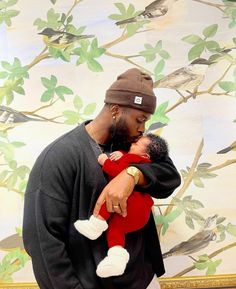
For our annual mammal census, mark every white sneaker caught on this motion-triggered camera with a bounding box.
[96,246,130,278]
[74,215,108,240]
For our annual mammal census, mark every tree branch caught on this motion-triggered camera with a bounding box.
[174,242,236,277]
[104,51,152,75]
[191,0,226,12]
[157,139,204,235]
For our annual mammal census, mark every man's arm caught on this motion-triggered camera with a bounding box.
[23,149,83,289]
[134,156,181,199]
[93,156,181,217]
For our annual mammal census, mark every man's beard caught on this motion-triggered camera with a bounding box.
[109,118,139,152]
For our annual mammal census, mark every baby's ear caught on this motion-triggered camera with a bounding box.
[144,153,150,159]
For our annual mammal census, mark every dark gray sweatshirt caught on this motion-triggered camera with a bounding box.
[23,122,181,289]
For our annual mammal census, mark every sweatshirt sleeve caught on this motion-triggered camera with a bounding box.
[23,144,83,289]
[134,156,181,199]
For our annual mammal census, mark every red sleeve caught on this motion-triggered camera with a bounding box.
[102,154,150,179]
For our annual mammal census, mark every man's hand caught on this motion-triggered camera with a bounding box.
[93,170,135,217]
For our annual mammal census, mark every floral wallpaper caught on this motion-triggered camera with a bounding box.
[0,0,236,283]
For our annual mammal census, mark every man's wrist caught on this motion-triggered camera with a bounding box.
[126,166,140,185]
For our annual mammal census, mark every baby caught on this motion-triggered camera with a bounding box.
[74,133,168,278]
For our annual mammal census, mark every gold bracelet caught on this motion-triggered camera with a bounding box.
[126,166,140,185]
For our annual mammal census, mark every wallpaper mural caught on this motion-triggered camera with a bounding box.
[0,0,236,284]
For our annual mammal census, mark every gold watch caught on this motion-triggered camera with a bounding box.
[126,166,140,185]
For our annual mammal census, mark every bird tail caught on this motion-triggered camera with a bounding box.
[116,17,137,26]
[217,146,232,154]
[162,251,172,259]
[78,34,95,39]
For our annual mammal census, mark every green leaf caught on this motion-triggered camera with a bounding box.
[206,263,216,275]
[9,160,17,170]
[219,81,235,92]
[41,90,54,102]
[5,9,19,18]
[87,58,103,72]
[115,3,126,15]
[154,59,165,75]
[185,215,194,229]
[0,170,9,182]
[55,86,73,96]
[127,3,135,16]
[188,43,205,61]
[73,95,83,111]
[203,24,218,38]
[6,172,17,189]
[41,77,56,90]
[50,75,57,86]
[198,162,211,169]
[34,18,47,30]
[13,85,25,95]
[182,34,203,44]
[190,200,204,209]
[6,0,18,7]
[0,71,8,79]
[199,254,209,262]
[18,179,27,192]
[50,0,57,4]
[226,223,236,236]
[11,141,25,148]
[205,41,220,52]
[83,103,96,115]
[187,210,205,221]
[0,141,14,161]
[166,209,182,222]
[193,176,204,188]
[162,223,169,235]
[16,165,30,179]
[158,50,170,59]
[63,110,80,125]
[194,261,208,270]
[15,227,22,237]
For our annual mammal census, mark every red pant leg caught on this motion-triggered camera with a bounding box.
[106,191,154,248]
[99,203,111,220]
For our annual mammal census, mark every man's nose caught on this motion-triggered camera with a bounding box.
[138,123,145,133]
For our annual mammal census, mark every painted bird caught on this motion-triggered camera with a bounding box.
[38,28,94,49]
[162,229,217,259]
[217,140,236,154]
[0,105,43,131]
[116,0,178,26]
[154,58,214,99]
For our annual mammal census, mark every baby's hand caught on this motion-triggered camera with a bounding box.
[98,153,108,165]
[109,151,123,161]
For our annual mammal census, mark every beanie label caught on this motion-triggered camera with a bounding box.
[134,96,143,105]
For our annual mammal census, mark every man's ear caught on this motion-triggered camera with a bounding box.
[110,104,120,117]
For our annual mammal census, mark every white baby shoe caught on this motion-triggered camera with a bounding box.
[96,246,130,278]
[74,215,108,240]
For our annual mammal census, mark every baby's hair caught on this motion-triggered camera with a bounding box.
[145,133,169,162]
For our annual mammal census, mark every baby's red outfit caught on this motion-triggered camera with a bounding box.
[99,153,154,248]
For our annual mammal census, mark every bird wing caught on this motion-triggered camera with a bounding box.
[156,67,201,90]
[217,140,236,153]
[142,0,169,17]
[163,230,216,257]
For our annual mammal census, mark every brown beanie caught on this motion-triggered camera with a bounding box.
[105,68,156,114]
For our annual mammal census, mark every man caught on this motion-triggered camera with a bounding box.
[23,68,181,289]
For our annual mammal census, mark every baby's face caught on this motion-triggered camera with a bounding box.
[129,136,150,157]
